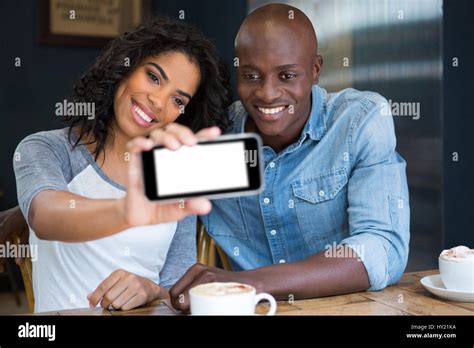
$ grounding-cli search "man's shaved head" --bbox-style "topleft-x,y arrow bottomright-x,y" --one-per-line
236,3 -> 318,57
234,3 -> 323,152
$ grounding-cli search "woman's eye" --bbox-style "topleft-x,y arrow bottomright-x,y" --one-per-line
281,73 -> 297,80
147,72 -> 160,85
173,97 -> 184,107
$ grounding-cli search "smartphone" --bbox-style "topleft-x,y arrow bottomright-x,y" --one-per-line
141,133 -> 264,202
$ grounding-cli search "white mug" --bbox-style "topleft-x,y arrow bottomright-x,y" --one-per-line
439,256 -> 474,292
189,282 -> 277,315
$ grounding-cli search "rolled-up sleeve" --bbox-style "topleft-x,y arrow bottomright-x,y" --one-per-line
340,94 -> 410,291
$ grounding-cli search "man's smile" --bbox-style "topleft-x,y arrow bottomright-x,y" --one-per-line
254,104 -> 290,121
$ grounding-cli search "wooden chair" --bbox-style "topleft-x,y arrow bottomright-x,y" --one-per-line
12,221 -> 231,313
9,229 -> 34,313
196,220 -> 232,271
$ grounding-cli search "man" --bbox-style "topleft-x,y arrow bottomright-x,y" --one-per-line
168,3 -> 409,311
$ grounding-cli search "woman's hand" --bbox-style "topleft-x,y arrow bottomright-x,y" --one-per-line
121,124 -> 222,227
88,269 -> 163,311
25,124 -> 220,242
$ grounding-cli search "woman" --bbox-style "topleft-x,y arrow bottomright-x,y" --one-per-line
13,17 -> 231,312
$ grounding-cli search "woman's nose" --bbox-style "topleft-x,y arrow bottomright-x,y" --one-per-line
148,93 -> 164,111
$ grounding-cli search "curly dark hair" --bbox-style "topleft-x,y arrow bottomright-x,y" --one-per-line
67,16 -> 233,160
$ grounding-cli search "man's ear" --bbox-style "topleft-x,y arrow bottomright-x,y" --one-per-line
312,54 -> 323,84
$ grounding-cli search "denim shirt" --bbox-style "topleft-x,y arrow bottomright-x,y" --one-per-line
201,85 -> 410,291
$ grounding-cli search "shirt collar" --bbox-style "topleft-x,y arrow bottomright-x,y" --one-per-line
304,84 -> 327,141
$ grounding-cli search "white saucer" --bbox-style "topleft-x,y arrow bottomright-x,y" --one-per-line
420,274 -> 474,302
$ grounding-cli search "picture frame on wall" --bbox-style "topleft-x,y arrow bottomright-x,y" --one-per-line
38,0 -> 152,47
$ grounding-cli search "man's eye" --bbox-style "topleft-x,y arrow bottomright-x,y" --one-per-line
281,73 -> 297,80
147,72 -> 160,84
245,73 -> 260,80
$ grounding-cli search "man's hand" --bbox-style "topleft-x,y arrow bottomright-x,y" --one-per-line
169,263 -> 262,313
88,269 -> 163,311
0,206 -> 29,272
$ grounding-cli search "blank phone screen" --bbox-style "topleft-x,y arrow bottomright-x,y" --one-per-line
153,141 -> 249,197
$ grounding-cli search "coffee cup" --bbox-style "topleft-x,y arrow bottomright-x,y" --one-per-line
438,245 -> 474,292
189,282 -> 277,315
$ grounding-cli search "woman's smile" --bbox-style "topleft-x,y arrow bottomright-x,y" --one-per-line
130,99 -> 159,128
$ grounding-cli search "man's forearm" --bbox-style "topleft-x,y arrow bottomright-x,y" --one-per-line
240,245 -> 370,300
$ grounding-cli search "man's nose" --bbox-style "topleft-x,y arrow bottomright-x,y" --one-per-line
255,80 -> 281,104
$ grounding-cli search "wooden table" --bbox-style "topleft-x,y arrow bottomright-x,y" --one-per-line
34,270 -> 474,316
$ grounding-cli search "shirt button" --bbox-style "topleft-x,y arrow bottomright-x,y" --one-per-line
279,259 -> 286,264
263,197 -> 270,204
270,229 -> 277,236
319,190 -> 325,197
269,162 -> 275,168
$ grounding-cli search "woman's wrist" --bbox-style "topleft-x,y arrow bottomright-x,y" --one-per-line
147,281 -> 165,302
114,198 -> 131,231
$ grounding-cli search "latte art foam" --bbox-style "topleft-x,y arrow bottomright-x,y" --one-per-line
440,245 -> 474,262
191,282 -> 253,296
